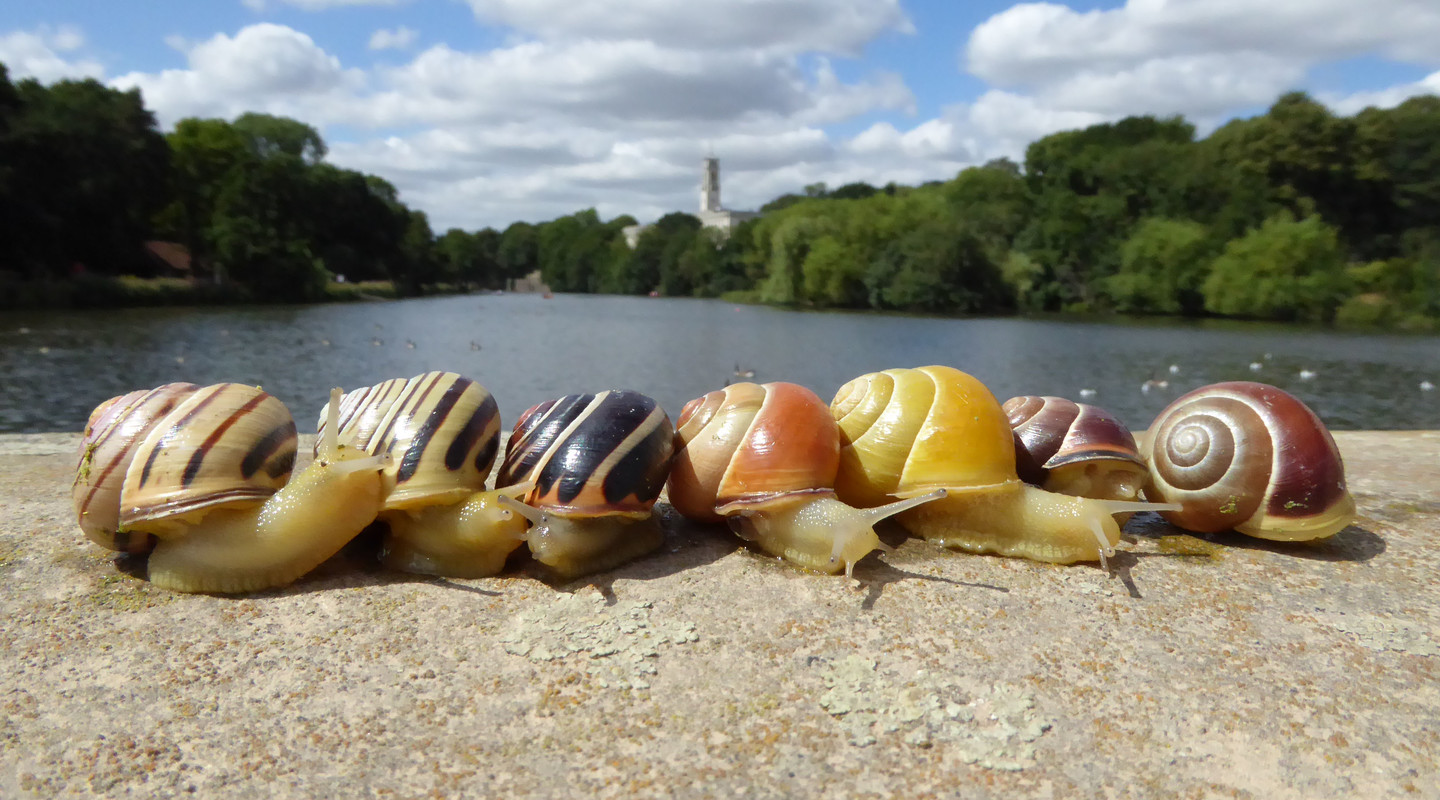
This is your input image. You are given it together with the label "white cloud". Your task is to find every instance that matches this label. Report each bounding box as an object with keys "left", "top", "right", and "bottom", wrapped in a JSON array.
[
  {"left": 369, "top": 26, "right": 418, "bottom": 51},
  {"left": 1324, "top": 70, "right": 1440, "bottom": 116},
  {"left": 112, "top": 24, "right": 365, "bottom": 126},
  {"left": 462, "top": 0, "right": 913, "bottom": 54},
  {"left": 0, "top": 26, "right": 104, "bottom": 83}
]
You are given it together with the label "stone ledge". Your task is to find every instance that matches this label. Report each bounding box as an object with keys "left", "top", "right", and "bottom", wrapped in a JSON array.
[{"left": 1, "top": 431, "right": 1436, "bottom": 798}]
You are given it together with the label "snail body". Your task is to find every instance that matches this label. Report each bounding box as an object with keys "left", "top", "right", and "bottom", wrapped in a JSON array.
[
  {"left": 318, "top": 371, "right": 525, "bottom": 577},
  {"left": 1003, "top": 395, "right": 1148, "bottom": 523},
  {"left": 831, "top": 367, "right": 1168, "bottom": 567},
  {"left": 74, "top": 383, "right": 386, "bottom": 593},
  {"left": 667, "top": 382, "right": 945, "bottom": 578},
  {"left": 1143, "top": 381, "right": 1354, "bottom": 541},
  {"left": 497, "top": 390, "right": 674, "bottom": 579}
]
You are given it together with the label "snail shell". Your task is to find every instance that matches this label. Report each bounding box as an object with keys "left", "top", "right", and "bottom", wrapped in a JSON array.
[
  {"left": 1144, "top": 381, "right": 1355, "bottom": 541},
  {"left": 668, "top": 381, "right": 944, "bottom": 577},
  {"left": 74, "top": 382, "right": 199, "bottom": 553},
  {"left": 831, "top": 366, "right": 1018, "bottom": 508},
  {"left": 831, "top": 366, "right": 1161, "bottom": 567},
  {"left": 667, "top": 381, "right": 840, "bottom": 524},
  {"left": 318, "top": 371, "right": 500, "bottom": 511},
  {"left": 89, "top": 383, "right": 297, "bottom": 540},
  {"left": 496, "top": 390, "right": 674, "bottom": 578},
  {"left": 1002, "top": 395, "right": 1147, "bottom": 506}
]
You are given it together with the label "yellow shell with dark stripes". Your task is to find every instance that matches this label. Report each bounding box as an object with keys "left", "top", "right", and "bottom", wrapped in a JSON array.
[
  {"left": 830, "top": 366, "right": 1019, "bottom": 507},
  {"left": 317, "top": 371, "right": 501, "bottom": 511},
  {"left": 73, "top": 382, "right": 199, "bottom": 552},
  {"left": 105, "top": 383, "right": 298, "bottom": 539},
  {"left": 497, "top": 390, "right": 674, "bottom": 519}
]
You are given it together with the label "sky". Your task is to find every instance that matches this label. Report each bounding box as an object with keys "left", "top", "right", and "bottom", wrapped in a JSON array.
[{"left": 2, "top": 0, "right": 1439, "bottom": 233}]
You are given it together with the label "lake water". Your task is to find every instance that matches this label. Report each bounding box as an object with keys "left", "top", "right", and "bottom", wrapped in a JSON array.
[{"left": 1, "top": 293, "right": 1437, "bottom": 434}]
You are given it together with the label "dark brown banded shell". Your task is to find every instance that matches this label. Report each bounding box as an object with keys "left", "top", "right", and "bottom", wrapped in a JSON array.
[
  {"left": 119, "top": 383, "right": 297, "bottom": 535},
  {"left": 73, "top": 382, "right": 199, "bottom": 552},
  {"left": 497, "top": 390, "right": 674, "bottom": 519},
  {"left": 1144, "top": 381, "right": 1353, "bottom": 539},
  {"left": 1003, "top": 395, "right": 1142, "bottom": 486},
  {"left": 319, "top": 371, "right": 501, "bottom": 510}
]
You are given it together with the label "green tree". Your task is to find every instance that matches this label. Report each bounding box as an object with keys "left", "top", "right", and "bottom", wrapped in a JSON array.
[
  {"left": 1102, "top": 217, "right": 1213, "bottom": 314},
  {"left": 232, "top": 111, "right": 327, "bottom": 164},
  {"left": 498, "top": 222, "right": 540, "bottom": 284},
  {"left": 1203, "top": 214, "right": 1346, "bottom": 322}
]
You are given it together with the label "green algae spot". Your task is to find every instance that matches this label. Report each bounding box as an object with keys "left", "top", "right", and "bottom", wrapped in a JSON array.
[
  {"left": 89, "top": 573, "right": 175, "bottom": 612},
  {"left": 1218, "top": 496, "right": 1240, "bottom": 515},
  {"left": 1155, "top": 535, "right": 1222, "bottom": 558}
]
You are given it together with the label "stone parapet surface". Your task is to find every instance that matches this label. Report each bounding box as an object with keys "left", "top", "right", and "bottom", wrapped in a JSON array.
[{"left": 1, "top": 431, "right": 1437, "bottom": 798}]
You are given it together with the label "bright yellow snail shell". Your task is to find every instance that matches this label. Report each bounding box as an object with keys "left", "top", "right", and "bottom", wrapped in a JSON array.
[
  {"left": 1144, "top": 381, "right": 1355, "bottom": 541},
  {"left": 316, "top": 372, "right": 525, "bottom": 578},
  {"left": 831, "top": 366, "right": 1150, "bottom": 566},
  {"left": 667, "top": 381, "right": 941, "bottom": 577}
]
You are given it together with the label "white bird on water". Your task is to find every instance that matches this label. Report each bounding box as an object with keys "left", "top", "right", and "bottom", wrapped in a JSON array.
[
  {"left": 1078, "top": 388, "right": 1097, "bottom": 399},
  {"left": 1168, "top": 364, "right": 1180, "bottom": 375},
  {"left": 1422, "top": 380, "right": 1435, "bottom": 392},
  {"left": 1299, "top": 369, "right": 1317, "bottom": 381},
  {"left": 1249, "top": 362, "right": 1263, "bottom": 372}
]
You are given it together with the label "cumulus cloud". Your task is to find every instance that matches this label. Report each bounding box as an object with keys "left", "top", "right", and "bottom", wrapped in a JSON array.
[
  {"left": 1325, "top": 70, "right": 1440, "bottom": 115},
  {"left": 0, "top": 26, "right": 104, "bottom": 82},
  {"left": 369, "top": 26, "right": 418, "bottom": 51},
  {"left": 112, "top": 24, "right": 365, "bottom": 126},
  {"left": 462, "top": 0, "right": 913, "bottom": 54}
]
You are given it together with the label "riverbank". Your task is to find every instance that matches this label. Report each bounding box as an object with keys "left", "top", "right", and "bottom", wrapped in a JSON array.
[{"left": 2, "top": 431, "right": 1436, "bottom": 798}]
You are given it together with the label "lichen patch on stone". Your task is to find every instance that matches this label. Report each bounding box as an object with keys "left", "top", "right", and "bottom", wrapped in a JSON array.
[
  {"left": 500, "top": 591, "right": 698, "bottom": 690},
  {"left": 1321, "top": 612, "right": 1439, "bottom": 657},
  {"left": 817, "top": 655, "right": 1052, "bottom": 769}
]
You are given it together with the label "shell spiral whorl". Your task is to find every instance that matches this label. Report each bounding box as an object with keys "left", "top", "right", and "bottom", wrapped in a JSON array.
[{"left": 1144, "top": 381, "right": 1355, "bottom": 541}]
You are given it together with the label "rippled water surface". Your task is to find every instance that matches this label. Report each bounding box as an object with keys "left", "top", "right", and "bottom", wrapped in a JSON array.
[{"left": 2, "top": 293, "right": 1437, "bottom": 433}]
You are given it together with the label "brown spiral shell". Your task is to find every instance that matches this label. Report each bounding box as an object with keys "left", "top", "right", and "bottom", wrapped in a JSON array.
[
  {"left": 73, "top": 382, "right": 200, "bottom": 552},
  {"left": 1144, "top": 381, "right": 1355, "bottom": 540},
  {"left": 497, "top": 390, "right": 674, "bottom": 519},
  {"left": 317, "top": 371, "right": 501, "bottom": 511},
  {"left": 666, "top": 382, "right": 841, "bottom": 523},
  {"left": 1002, "top": 395, "right": 1143, "bottom": 486}
]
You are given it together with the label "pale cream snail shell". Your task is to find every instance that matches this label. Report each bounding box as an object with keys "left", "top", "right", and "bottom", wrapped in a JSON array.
[
  {"left": 317, "top": 371, "right": 526, "bottom": 578},
  {"left": 1143, "top": 381, "right": 1355, "bottom": 541},
  {"left": 73, "top": 383, "right": 387, "bottom": 593}
]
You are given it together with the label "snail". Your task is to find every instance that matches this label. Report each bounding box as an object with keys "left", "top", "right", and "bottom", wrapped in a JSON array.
[
  {"left": 317, "top": 371, "right": 526, "bottom": 578},
  {"left": 1142, "top": 381, "right": 1355, "bottom": 541},
  {"left": 495, "top": 390, "right": 675, "bottom": 579},
  {"left": 1002, "top": 395, "right": 1148, "bottom": 521},
  {"left": 73, "top": 382, "right": 387, "bottom": 593},
  {"left": 830, "top": 366, "right": 1173, "bottom": 568},
  {"left": 667, "top": 381, "right": 945, "bottom": 578}
]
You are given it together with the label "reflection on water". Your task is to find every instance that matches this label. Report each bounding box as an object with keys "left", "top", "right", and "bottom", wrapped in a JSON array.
[{"left": 1, "top": 293, "right": 1437, "bottom": 433}]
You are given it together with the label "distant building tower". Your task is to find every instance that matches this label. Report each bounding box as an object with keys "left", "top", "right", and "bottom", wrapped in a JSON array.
[{"left": 701, "top": 157, "right": 721, "bottom": 213}]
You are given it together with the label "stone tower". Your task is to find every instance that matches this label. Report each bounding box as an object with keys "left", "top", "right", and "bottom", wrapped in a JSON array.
[{"left": 700, "top": 157, "right": 721, "bottom": 213}]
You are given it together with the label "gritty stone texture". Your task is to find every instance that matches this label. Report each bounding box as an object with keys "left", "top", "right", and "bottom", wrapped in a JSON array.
[{"left": 1, "top": 430, "right": 1438, "bottom": 798}]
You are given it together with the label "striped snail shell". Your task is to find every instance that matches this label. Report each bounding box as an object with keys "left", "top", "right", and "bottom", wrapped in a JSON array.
[
  {"left": 73, "top": 382, "right": 298, "bottom": 552},
  {"left": 1144, "top": 381, "right": 1355, "bottom": 541},
  {"left": 74, "top": 382, "right": 200, "bottom": 553},
  {"left": 317, "top": 371, "right": 501, "bottom": 511},
  {"left": 667, "top": 382, "right": 944, "bottom": 577},
  {"left": 831, "top": 366, "right": 1167, "bottom": 568},
  {"left": 72, "top": 383, "right": 386, "bottom": 593},
  {"left": 316, "top": 371, "right": 522, "bottom": 579},
  {"left": 495, "top": 390, "right": 674, "bottom": 579},
  {"left": 1002, "top": 395, "right": 1147, "bottom": 506}
]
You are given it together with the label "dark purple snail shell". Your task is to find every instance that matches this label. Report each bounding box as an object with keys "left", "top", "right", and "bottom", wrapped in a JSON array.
[
  {"left": 498, "top": 390, "right": 674, "bottom": 518},
  {"left": 1002, "top": 395, "right": 1143, "bottom": 486}
]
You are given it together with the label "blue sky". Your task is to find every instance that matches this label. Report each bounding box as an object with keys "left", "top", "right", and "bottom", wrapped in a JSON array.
[{"left": 3, "top": 1, "right": 1438, "bottom": 231}]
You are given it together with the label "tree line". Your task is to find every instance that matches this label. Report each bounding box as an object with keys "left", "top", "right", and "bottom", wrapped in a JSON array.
[{"left": 3, "top": 58, "right": 1438, "bottom": 329}]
